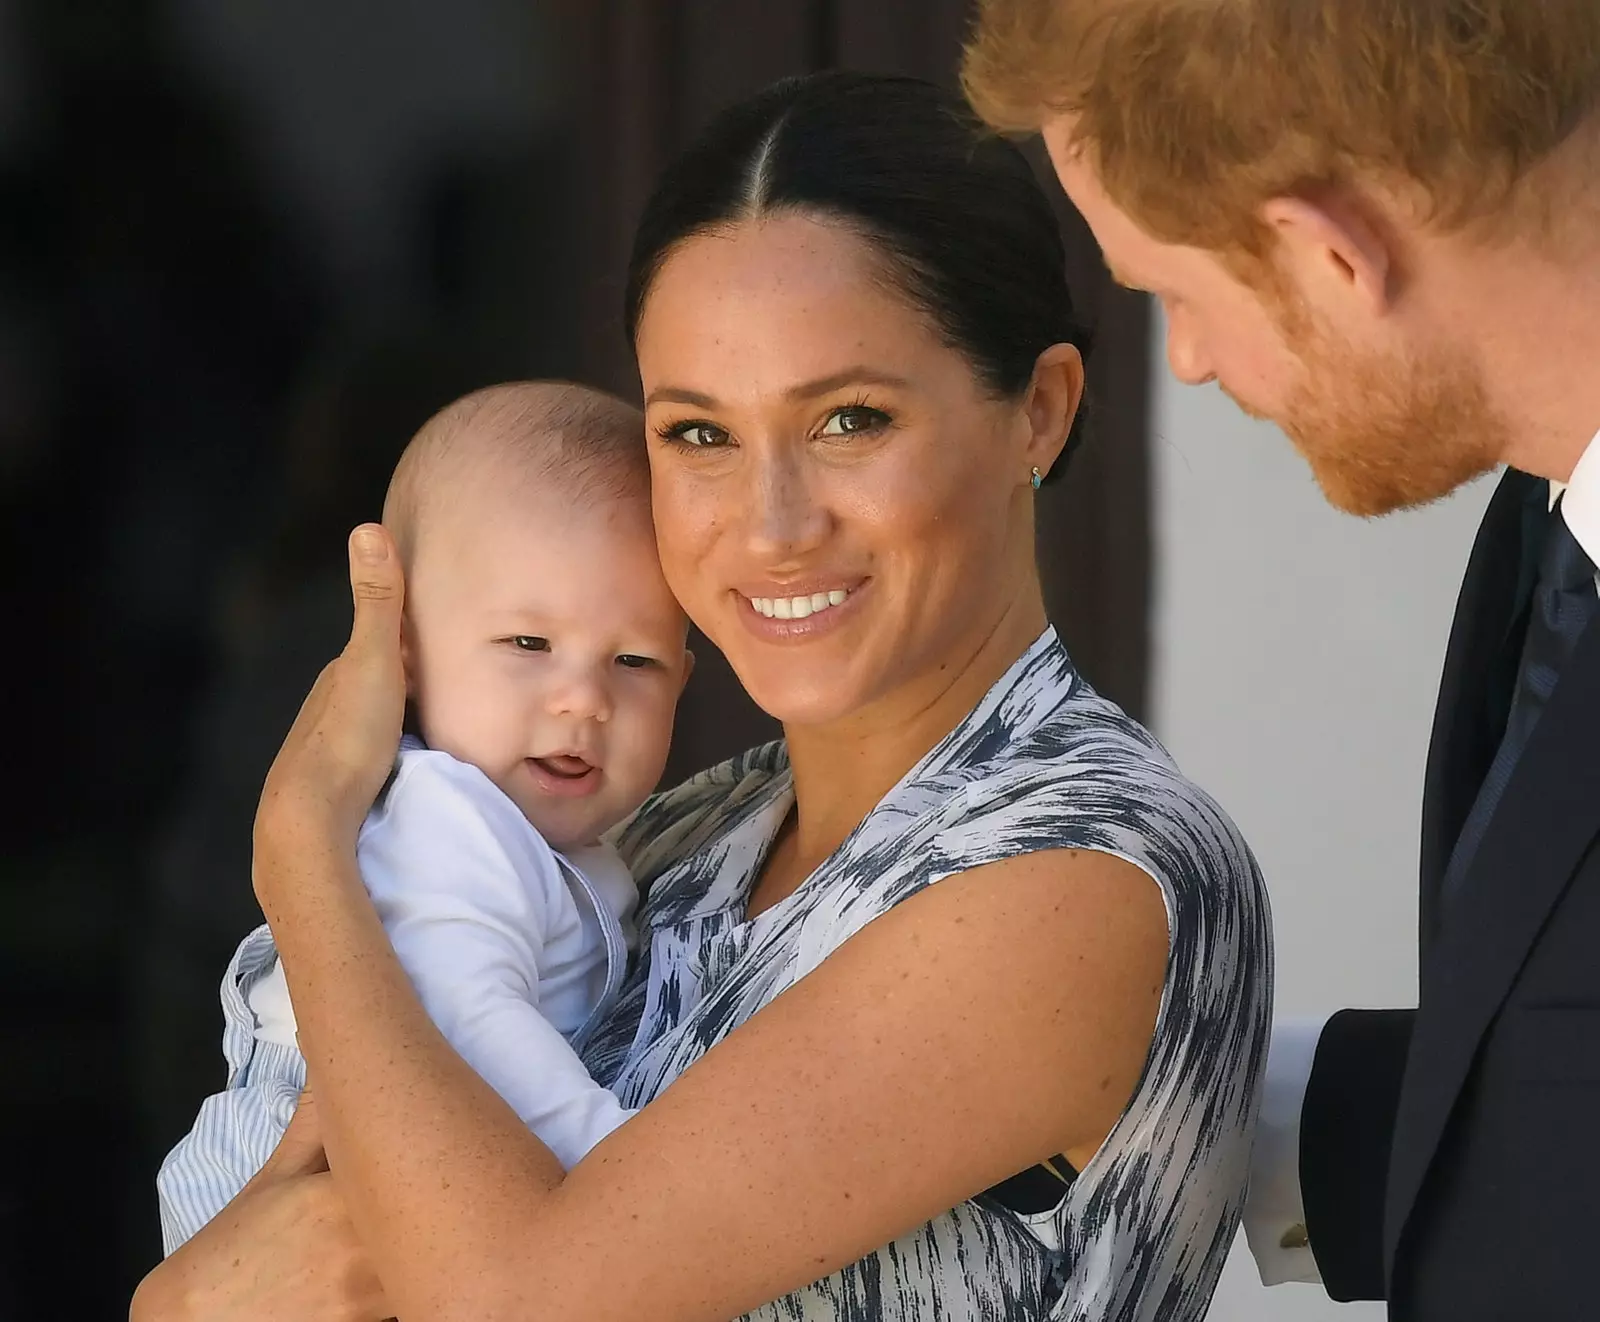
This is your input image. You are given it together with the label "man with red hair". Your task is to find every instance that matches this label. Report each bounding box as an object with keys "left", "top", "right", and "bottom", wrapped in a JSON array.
[{"left": 966, "top": 4, "right": 1600, "bottom": 1320}]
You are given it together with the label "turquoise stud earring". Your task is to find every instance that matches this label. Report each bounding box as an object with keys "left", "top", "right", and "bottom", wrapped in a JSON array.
[{"left": 1030, "top": 466, "right": 1043, "bottom": 490}]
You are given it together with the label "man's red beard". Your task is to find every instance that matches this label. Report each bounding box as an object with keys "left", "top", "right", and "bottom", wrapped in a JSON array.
[{"left": 1236, "top": 318, "right": 1506, "bottom": 517}]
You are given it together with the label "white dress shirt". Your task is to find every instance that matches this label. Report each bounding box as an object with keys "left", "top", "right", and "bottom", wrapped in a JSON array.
[{"left": 1244, "top": 428, "right": 1600, "bottom": 1286}]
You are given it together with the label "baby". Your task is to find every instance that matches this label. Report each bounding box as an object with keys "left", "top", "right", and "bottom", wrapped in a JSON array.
[{"left": 157, "top": 381, "right": 692, "bottom": 1252}]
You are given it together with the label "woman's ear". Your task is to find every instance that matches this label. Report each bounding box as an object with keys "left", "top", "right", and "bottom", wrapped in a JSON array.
[{"left": 1022, "top": 342, "right": 1086, "bottom": 482}]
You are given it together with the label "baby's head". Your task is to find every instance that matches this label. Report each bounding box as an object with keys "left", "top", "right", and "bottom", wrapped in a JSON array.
[{"left": 384, "top": 381, "right": 691, "bottom": 849}]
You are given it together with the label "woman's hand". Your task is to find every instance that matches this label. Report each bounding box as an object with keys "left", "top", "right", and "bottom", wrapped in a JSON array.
[
  {"left": 131, "top": 1091, "right": 392, "bottom": 1322},
  {"left": 254, "top": 525, "right": 407, "bottom": 907}
]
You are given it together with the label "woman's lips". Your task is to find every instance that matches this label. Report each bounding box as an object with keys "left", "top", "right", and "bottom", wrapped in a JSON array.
[
  {"left": 735, "top": 577, "right": 869, "bottom": 641},
  {"left": 525, "top": 755, "right": 602, "bottom": 797}
]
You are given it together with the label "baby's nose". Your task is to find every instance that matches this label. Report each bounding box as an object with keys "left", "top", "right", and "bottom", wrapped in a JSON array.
[{"left": 546, "top": 669, "right": 613, "bottom": 723}]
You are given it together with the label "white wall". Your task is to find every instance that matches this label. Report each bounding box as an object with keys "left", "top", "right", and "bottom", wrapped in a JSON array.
[{"left": 1144, "top": 314, "right": 1498, "bottom": 1320}]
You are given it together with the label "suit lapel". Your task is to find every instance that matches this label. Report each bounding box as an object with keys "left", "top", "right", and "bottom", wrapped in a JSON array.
[
  {"left": 1385, "top": 608, "right": 1600, "bottom": 1276},
  {"left": 1417, "top": 470, "right": 1543, "bottom": 938}
]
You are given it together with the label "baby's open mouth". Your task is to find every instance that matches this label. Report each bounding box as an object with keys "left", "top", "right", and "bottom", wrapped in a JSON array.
[{"left": 531, "top": 754, "right": 595, "bottom": 780}]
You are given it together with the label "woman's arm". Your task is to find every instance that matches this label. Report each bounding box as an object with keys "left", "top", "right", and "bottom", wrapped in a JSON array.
[
  {"left": 255, "top": 528, "right": 1170, "bottom": 1322},
  {"left": 276, "top": 834, "right": 1165, "bottom": 1322}
]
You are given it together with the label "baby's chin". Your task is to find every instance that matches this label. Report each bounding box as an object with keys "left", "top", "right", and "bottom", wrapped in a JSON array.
[
  {"left": 512, "top": 788, "right": 638, "bottom": 852},
  {"left": 490, "top": 755, "right": 660, "bottom": 849}
]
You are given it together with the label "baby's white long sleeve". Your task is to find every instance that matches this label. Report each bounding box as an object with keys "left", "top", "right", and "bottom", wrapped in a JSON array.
[{"left": 350, "top": 749, "right": 637, "bottom": 1166}]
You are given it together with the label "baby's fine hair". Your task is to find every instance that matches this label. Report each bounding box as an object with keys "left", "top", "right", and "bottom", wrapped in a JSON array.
[{"left": 383, "top": 381, "right": 648, "bottom": 564}]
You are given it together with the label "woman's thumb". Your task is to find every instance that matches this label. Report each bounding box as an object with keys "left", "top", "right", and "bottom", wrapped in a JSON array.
[{"left": 346, "top": 524, "right": 404, "bottom": 657}]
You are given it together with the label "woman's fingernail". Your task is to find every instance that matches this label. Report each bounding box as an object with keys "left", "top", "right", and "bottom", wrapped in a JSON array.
[{"left": 351, "top": 528, "right": 387, "bottom": 564}]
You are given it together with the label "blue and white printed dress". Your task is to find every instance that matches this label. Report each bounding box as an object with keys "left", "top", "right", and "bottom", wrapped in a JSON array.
[{"left": 583, "top": 628, "right": 1272, "bottom": 1321}]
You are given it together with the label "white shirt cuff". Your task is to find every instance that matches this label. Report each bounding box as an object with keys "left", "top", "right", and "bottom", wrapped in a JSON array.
[{"left": 1243, "top": 1014, "right": 1331, "bottom": 1286}]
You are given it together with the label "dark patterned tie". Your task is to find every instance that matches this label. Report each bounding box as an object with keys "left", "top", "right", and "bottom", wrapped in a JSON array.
[{"left": 1441, "top": 495, "right": 1599, "bottom": 914}]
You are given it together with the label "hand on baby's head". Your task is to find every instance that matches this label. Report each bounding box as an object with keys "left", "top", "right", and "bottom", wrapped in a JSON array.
[{"left": 381, "top": 382, "right": 691, "bottom": 849}]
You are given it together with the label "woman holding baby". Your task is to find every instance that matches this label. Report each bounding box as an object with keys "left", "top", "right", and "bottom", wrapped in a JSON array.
[{"left": 135, "top": 72, "right": 1270, "bottom": 1322}]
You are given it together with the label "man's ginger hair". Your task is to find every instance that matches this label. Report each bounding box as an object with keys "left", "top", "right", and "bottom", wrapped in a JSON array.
[{"left": 963, "top": 0, "right": 1600, "bottom": 255}]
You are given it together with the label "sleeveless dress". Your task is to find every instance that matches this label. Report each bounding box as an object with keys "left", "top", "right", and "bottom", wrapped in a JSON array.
[{"left": 583, "top": 628, "right": 1272, "bottom": 1320}]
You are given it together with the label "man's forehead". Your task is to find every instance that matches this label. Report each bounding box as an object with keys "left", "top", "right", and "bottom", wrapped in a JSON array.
[
  {"left": 1042, "top": 121, "right": 1195, "bottom": 291},
  {"left": 1041, "top": 122, "right": 1115, "bottom": 219},
  {"left": 1045, "top": 154, "right": 1147, "bottom": 279}
]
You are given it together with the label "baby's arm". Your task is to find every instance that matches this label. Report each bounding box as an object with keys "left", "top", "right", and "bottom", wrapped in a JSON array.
[
  {"left": 387, "top": 919, "right": 636, "bottom": 1169},
  {"left": 360, "top": 756, "right": 636, "bottom": 1170},
  {"left": 155, "top": 926, "right": 307, "bottom": 1254}
]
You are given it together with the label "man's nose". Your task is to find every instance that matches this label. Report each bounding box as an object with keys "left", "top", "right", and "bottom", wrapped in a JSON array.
[{"left": 1165, "top": 317, "right": 1216, "bottom": 387}]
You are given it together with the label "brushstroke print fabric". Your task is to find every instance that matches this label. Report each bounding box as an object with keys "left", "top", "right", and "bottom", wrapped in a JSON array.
[{"left": 584, "top": 629, "right": 1272, "bottom": 1320}]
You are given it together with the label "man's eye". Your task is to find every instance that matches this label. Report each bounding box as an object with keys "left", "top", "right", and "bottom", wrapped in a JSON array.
[
  {"left": 509, "top": 636, "right": 549, "bottom": 652},
  {"left": 616, "top": 653, "right": 657, "bottom": 670}
]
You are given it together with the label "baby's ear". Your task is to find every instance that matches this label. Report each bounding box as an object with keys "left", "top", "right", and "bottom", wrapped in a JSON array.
[{"left": 398, "top": 615, "right": 419, "bottom": 698}]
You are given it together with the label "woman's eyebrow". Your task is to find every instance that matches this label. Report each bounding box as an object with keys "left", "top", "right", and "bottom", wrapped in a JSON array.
[
  {"left": 785, "top": 368, "right": 911, "bottom": 400},
  {"left": 645, "top": 386, "right": 717, "bottom": 408},
  {"left": 646, "top": 368, "right": 911, "bottom": 410}
]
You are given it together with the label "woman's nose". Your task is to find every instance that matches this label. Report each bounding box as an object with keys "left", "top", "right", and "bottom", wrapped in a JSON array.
[{"left": 744, "top": 450, "right": 829, "bottom": 562}]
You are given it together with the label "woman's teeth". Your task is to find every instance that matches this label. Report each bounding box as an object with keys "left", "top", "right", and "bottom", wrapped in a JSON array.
[{"left": 748, "top": 588, "right": 850, "bottom": 620}]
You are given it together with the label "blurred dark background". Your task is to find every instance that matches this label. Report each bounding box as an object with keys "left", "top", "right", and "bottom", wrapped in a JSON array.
[{"left": 0, "top": 1, "right": 1148, "bottom": 1315}]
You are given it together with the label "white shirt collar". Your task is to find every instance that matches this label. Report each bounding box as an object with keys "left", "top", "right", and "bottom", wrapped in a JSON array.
[{"left": 1548, "top": 426, "right": 1600, "bottom": 567}]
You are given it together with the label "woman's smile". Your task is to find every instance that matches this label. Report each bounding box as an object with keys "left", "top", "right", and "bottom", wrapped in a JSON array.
[{"left": 734, "top": 577, "right": 870, "bottom": 640}]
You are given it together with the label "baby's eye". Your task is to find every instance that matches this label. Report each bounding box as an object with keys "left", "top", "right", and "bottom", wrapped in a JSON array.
[
  {"left": 508, "top": 636, "right": 550, "bottom": 652},
  {"left": 818, "top": 405, "right": 891, "bottom": 438},
  {"left": 661, "top": 420, "right": 731, "bottom": 448},
  {"left": 616, "top": 653, "right": 658, "bottom": 670}
]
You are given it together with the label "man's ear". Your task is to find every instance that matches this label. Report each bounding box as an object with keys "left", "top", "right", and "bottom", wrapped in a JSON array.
[
  {"left": 1260, "top": 191, "right": 1397, "bottom": 317},
  {"left": 680, "top": 647, "right": 696, "bottom": 693}
]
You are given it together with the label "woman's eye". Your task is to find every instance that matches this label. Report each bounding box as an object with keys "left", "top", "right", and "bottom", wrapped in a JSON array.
[
  {"left": 509, "top": 636, "right": 549, "bottom": 652},
  {"left": 662, "top": 420, "right": 731, "bottom": 448},
  {"left": 818, "top": 405, "right": 891, "bottom": 438},
  {"left": 616, "top": 653, "right": 657, "bottom": 670}
]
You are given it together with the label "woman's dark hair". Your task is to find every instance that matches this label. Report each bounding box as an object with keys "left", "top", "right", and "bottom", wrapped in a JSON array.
[{"left": 624, "top": 70, "right": 1093, "bottom": 479}]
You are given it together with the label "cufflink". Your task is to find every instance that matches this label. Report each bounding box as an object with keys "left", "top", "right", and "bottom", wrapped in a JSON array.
[{"left": 1279, "top": 1223, "right": 1310, "bottom": 1250}]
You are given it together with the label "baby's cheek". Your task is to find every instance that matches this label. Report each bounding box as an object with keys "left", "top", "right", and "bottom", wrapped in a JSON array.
[
  {"left": 430, "top": 688, "right": 527, "bottom": 788},
  {"left": 622, "top": 700, "right": 677, "bottom": 795}
]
